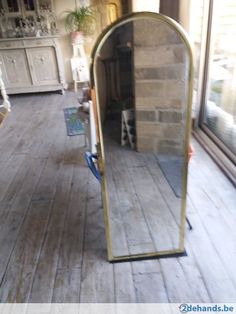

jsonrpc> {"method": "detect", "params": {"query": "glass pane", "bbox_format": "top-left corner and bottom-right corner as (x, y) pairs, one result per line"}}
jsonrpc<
(189, 0), (204, 118)
(0, 0), (4, 12)
(7, 0), (19, 12)
(23, 0), (35, 11)
(204, 0), (236, 156)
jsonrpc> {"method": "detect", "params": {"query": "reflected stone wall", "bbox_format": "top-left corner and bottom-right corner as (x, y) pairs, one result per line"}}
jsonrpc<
(133, 19), (189, 155)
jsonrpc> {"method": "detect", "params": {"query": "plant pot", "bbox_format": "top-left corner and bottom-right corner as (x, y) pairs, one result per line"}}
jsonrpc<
(71, 31), (84, 44)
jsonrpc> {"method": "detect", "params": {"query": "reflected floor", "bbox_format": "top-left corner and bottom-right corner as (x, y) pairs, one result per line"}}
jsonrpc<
(103, 121), (183, 257)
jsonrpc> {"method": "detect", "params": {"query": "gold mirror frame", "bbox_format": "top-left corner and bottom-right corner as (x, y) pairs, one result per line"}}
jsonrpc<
(90, 12), (194, 262)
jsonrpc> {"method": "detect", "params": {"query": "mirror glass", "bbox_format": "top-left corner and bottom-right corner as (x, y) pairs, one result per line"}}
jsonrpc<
(93, 14), (192, 261)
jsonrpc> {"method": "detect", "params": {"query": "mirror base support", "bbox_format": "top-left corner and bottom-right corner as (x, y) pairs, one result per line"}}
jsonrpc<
(108, 250), (187, 263)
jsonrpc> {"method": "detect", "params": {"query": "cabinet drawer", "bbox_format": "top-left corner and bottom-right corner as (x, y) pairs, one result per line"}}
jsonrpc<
(0, 40), (24, 49)
(23, 38), (55, 47)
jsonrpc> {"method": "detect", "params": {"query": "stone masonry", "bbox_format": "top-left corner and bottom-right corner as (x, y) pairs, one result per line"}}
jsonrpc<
(133, 19), (189, 155)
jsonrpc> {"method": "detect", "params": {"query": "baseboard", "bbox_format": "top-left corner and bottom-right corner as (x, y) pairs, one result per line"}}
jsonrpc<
(193, 129), (236, 186)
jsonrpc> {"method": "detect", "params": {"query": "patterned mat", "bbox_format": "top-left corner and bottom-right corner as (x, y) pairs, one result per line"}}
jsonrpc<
(63, 107), (85, 136)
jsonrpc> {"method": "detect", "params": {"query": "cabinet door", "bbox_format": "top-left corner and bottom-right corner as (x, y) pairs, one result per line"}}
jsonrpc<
(27, 47), (59, 85)
(0, 49), (32, 87)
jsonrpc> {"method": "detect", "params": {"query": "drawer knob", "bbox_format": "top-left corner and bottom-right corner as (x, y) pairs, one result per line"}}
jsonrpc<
(40, 57), (45, 62)
(11, 59), (16, 64)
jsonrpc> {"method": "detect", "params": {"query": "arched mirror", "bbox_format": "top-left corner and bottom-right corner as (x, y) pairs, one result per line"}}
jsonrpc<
(90, 12), (193, 262)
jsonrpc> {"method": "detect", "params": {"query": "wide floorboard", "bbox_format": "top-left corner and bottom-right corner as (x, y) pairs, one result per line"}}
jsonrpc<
(0, 91), (235, 302)
(104, 122), (182, 256)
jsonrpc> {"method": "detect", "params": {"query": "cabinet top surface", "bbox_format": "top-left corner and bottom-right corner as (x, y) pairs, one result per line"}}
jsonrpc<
(0, 35), (60, 42)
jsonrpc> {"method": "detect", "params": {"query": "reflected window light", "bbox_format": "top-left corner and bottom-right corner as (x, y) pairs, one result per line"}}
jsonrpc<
(107, 3), (118, 23)
(132, 0), (159, 12)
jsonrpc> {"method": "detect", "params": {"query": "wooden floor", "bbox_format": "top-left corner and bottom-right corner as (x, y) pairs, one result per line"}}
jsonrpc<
(0, 91), (235, 302)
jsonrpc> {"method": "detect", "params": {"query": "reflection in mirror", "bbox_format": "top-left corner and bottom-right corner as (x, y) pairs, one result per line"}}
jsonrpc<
(93, 14), (192, 261)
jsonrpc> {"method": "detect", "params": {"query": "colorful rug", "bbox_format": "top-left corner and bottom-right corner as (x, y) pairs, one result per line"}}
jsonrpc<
(63, 107), (85, 136)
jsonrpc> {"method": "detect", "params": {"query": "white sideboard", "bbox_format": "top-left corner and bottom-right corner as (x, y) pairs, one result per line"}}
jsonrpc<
(0, 36), (66, 94)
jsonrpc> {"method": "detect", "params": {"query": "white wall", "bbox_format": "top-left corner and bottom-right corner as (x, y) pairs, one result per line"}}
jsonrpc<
(54, 0), (122, 85)
(179, 0), (190, 32)
(54, 0), (189, 85)
(54, 0), (75, 84)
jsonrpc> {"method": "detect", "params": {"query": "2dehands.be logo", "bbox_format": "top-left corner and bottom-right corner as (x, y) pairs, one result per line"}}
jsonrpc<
(179, 304), (234, 313)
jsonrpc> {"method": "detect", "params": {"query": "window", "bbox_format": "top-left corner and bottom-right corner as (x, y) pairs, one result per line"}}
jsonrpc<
(190, 0), (236, 180)
(132, 0), (159, 12)
(201, 0), (236, 162)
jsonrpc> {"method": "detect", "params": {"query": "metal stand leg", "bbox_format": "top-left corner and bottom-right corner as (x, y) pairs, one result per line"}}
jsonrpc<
(186, 217), (193, 230)
(74, 80), (77, 92)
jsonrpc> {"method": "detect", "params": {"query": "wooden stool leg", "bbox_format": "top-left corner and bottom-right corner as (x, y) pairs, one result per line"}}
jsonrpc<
(74, 80), (77, 93)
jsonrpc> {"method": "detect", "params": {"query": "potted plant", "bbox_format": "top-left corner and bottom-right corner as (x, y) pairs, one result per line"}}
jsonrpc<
(64, 6), (94, 44)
